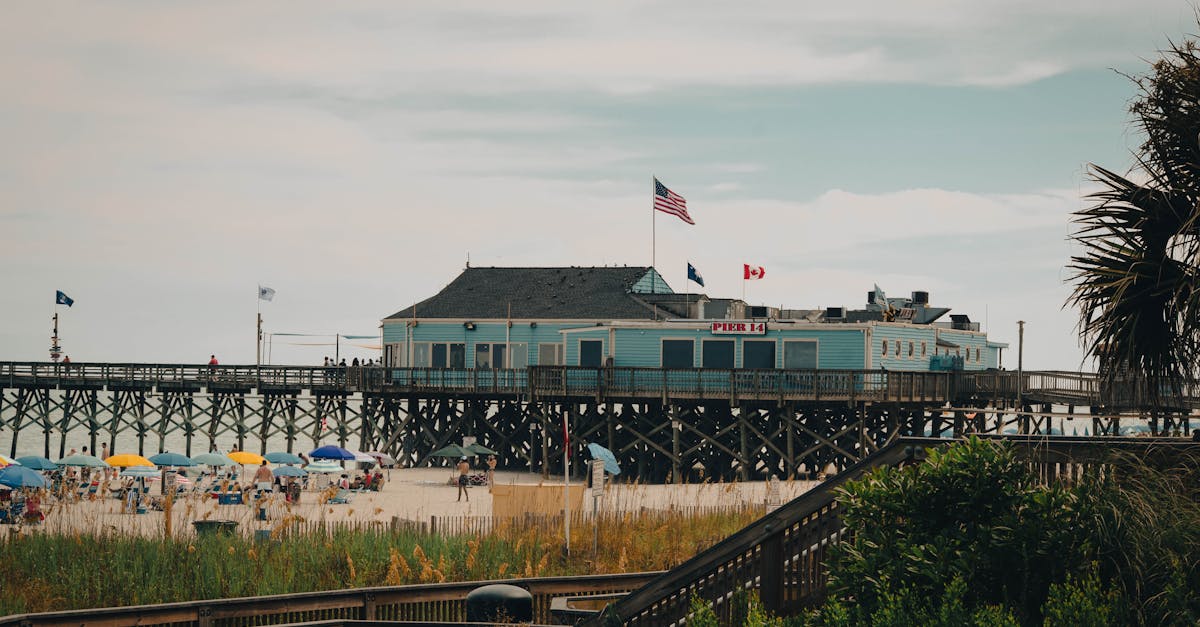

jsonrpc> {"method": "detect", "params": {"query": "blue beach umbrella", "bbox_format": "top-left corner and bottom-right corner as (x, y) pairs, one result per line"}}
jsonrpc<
(148, 452), (194, 467)
(265, 452), (304, 465)
(120, 466), (160, 478)
(309, 445), (355, 460)
(0, 465), (48, 489)
(586, 443), (621, 475)
(304, 460), (344, 474)
(14, 456), (58, 471)
(272, 465), (307, 478)
(190, 453), (235, 467)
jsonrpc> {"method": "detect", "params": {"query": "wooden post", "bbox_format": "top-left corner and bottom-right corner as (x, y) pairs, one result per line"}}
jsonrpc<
(760, 531), (784, 615)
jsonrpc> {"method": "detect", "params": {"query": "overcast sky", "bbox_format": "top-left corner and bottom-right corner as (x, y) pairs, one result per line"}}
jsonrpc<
(1, 1), (1194, 369)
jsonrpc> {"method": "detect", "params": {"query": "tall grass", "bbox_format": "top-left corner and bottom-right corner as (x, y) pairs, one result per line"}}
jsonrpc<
(0, 506), (761, 615)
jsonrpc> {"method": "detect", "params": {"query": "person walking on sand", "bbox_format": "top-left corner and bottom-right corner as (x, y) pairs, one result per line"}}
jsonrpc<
(253, 463), (273, 494)
(456, 457), (471, 502)
(486, 455), (497, 489)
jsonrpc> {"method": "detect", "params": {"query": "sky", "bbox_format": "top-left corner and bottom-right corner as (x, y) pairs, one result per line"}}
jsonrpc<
(1, 1), (1195, 369)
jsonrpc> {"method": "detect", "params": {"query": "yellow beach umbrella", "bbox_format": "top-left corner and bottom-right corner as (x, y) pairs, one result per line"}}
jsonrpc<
(228, 451), (267, 466)
(105, 454), (155, 468)
(0, 454), (17, 467)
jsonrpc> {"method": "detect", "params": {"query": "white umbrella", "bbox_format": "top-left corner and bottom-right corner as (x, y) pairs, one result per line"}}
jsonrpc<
(304, 460), (343, 473)
(349, 450), (376, 463)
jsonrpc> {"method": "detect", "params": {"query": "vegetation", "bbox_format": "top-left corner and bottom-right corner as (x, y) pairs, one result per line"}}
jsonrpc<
(1068, 25), (1200, 407)
(806, 437), (1198, 626)
(0, 507), (760, 615)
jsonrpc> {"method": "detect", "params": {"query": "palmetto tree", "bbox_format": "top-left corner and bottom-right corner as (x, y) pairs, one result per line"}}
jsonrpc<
(1069, 38), (1200, 410)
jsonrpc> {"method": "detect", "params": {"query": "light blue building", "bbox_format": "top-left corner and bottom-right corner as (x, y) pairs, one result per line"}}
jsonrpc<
(381, 266), (1006, 371)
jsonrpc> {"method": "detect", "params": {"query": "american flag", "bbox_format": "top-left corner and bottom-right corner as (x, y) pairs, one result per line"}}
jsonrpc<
(654, 178), (694, 225)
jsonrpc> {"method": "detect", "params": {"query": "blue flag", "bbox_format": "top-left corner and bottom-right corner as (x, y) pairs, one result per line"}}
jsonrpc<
(687, 262), (705, 287)
(55, 290), (74, 307)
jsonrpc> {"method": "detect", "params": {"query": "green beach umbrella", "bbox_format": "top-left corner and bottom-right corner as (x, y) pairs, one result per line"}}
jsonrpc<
(466, 443), (498, 456)
(190, 452), (235, 466)
(430, 444), (474, 458)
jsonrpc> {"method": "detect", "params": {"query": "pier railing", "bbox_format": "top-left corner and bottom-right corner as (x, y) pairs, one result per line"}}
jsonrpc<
(3, 361), (1197, 409)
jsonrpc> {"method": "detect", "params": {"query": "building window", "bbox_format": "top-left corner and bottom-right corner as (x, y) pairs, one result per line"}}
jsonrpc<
(895, 340), (901, 356)
(881, 340), (888, 356)
(579, 340), (603, 367)
(784, 340), (817, 369)
(538, 343), (563, 366)
(702, 340), (734, 368)
(385, 342), (405, 367)
(509, 343), (528, 369)
(907, 341), (914, 358)
(743, 340), (776, 369)
(661, 339), (694, 368)
(414, 343), (465, 368)
(921, 341), (927, 357)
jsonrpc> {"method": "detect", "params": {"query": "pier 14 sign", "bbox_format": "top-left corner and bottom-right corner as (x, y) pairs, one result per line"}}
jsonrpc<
(711, 322), (767, 335)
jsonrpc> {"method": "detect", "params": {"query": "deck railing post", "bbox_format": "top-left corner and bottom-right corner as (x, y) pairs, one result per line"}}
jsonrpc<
(760, 530), (784, 615)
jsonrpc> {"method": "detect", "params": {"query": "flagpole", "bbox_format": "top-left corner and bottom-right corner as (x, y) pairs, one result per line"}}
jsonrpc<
(651, 175), (656, 294)
(256, 286), (262, 369)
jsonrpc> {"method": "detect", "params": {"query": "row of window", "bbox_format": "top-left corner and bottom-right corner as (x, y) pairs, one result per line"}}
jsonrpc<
(388, 342), (562, 369)
(880, 339), (983, 363)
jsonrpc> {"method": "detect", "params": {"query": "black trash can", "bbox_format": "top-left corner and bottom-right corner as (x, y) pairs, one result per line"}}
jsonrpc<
(192, 519), (238, 537)
(465, 583), (533, 623)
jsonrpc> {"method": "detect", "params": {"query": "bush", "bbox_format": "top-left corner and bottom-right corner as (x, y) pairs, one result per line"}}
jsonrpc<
(825, 437), (1094, 625)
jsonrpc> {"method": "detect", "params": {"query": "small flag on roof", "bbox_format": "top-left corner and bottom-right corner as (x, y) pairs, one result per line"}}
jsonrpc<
(55, 290), (74, 307)
(258, 285), (276, 302)
(687, 262), (705, 287)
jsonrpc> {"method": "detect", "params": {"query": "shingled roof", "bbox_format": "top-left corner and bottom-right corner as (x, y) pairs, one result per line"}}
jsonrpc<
(385, 266), (671, 320)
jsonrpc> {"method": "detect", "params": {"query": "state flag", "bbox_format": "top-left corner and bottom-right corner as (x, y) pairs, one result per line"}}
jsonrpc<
(55, 290), (74, 307)
(687, 262), (705, 287)
(258, 285), (276, 302)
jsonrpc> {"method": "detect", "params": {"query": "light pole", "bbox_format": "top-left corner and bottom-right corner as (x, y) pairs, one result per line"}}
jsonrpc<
(1016, 320), (1025, 406)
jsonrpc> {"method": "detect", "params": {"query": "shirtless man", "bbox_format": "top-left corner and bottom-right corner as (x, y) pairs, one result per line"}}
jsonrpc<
(456, 457), (471, 502)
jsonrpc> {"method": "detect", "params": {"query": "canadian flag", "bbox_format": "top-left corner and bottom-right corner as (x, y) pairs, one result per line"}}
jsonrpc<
(744, 264), (766, 280)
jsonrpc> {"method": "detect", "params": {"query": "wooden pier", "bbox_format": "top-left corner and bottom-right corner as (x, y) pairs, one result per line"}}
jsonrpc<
(1, 362), (1194, 481)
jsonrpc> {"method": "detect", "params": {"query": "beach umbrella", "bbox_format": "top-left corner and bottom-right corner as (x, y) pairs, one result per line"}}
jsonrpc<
(586, 443), (621, 475)
(14, 456), (57, 471)
(106, 454), (154, 468)
(349, 450), (377, 463)
(366, 451), (397, 466)
(304, 460), (344, 473)
(57, 454), (108, 468)
(430, 444), (474, 458)
(265, 452), (304, 465)
(0, 465), (48, 489)
(0, 454), (18, 467)
(309, 445), (355, 460)
(190, 453), (235, 466)
(228, 451), (267, 466)
(120, 466), (160, 478)
(273, 465), (308, 478)
(148, 452), (193, 467)
(466, 443), (499, 456)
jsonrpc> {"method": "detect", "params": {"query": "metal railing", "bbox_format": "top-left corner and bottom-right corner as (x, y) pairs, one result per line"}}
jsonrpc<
(583, 435), (1199, 626)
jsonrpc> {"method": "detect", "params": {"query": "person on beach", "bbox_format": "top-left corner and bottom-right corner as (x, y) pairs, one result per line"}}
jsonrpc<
(456, 456), (471, 502)
(253, 463), (273, 494)
(486, 455), (497, 489)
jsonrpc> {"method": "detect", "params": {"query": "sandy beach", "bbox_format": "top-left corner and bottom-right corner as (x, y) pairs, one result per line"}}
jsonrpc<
(9, 467), (819, 537)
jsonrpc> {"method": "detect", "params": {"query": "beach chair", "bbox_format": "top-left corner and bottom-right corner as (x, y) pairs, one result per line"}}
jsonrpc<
(328, 489), (353, 505)
(0, 502), (23, 524)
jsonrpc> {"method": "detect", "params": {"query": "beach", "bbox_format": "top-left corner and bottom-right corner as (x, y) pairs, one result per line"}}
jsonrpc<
(12, 467), (819, 538)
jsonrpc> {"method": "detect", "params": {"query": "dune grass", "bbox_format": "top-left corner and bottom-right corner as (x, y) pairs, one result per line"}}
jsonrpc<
(0, 505), (761, 615)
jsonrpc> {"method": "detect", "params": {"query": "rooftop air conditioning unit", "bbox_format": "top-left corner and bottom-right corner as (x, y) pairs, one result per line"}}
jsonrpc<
(825, 306), (846, 320)
(748, 305), (769, 318)
(912, 291), (930, 305)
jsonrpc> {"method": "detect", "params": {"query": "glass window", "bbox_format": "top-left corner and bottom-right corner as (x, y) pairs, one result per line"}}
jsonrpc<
(743, 340), (776, 369)
(702, 340), (735, 368)
(921, 341), (927, 357)
(475, 344), (492, 369)
(432, 343), (447, 368)
(509, 343), (528, 369)
(784, 341), (817, 369)
(580, 340), (603, 367)
(662, 339), (694, 368)
(413, 343), (431, 367)
(881, 340), (888, 356)
(894, 340), (901, 356)
(448, 343), (465, 368)
(538, 343), (563, 365)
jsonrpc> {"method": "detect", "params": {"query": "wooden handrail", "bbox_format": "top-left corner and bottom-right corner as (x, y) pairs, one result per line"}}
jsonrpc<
(0, 572), (661, 627)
